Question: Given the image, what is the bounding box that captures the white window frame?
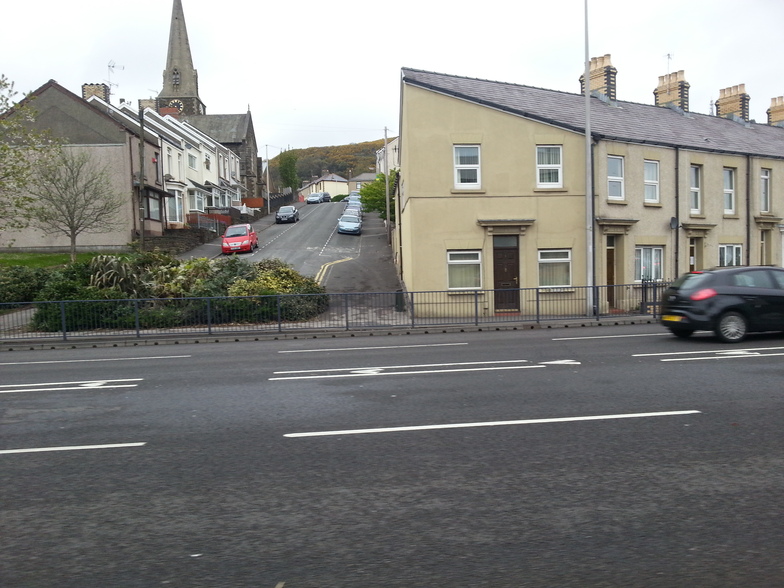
[635,246,664,281]
[447,250,482,290]
[723,168,735,214]
[453,145,481,189]
[166,190,183,223]
[538,249,572,287]
[690,165,701,213]
[188,153,198,170]
[536,145,563,188]
[607,155,624,200]
[760,168,771,213]
[719,244,742,267]
[188,189,205,212]
[644,160,660,203]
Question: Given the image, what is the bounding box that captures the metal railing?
[0,282,668,342]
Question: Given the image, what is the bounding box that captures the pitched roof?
[184,113,252,144]
[402,68,784,160]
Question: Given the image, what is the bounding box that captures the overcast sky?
[3,0,783,157]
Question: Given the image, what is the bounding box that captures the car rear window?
[670,272,713,291]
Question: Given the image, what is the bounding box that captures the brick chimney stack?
[82,83,110,102]
[767,96,784,126]
[715,84,750,121]
[579,54,617,101]
[653,70,690,112]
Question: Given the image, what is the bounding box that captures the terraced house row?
[393,57,784,315]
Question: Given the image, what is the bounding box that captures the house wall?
[399,84,587,299]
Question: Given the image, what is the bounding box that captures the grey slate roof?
[184,114,252,145]
[402,68,784,160]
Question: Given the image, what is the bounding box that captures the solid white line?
[284,410,702,438]
[278,343,468,354]
[0,378,142,389]
[0,385,139,394]
[661,352,784,362]
[0,355,190,366]
[270,364,544,381]
[553,333,669,341]
[0,442,147,455]
[633,346,784,358]
[273,358,529,375]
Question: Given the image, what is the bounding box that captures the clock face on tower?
[168,99,184,112]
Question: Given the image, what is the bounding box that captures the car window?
[670,272,712,291]
[732,270,773,289]
[225,226,247,237]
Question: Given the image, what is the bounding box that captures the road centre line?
[274,358,530,374]
[271,364,544,381]
[0,355,191,366]
[0,442,147,455]
[553,333,670,341]
[278,343,468,353]
[284,410,702,438]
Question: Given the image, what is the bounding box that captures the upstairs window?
[644,160,659,203]
[453,145,480,189]
[536,145,562,188]
[690,165,701,213]
[760,168,771,213]
[723,168,735,214]
[188,153,197,170]
[607,155,624,200]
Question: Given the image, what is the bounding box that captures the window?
[204,154,211,170]
[177,153,183,178]
[723,168,735,214]
[635,246,663,281]
[166,190,183,223]
[607,156,624,199]
[538,250,571,287]
[690,165,701,213]
[188,153,197,170]
[453,145,480,189]
[166,148,173,178]
[536,145,562,188]
[188,189,205,212]
[447,251,481,289]
[719,244,742,267]
[142,192,161,221]
[760,168,771,213]
[644,160,659,203]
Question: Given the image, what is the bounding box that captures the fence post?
[277,295,283,333]
[593,285,601,321]
[474,290,480,326]
[206,298,212,336]
[134,299,141,338]
[345,294,350,331]
[410,292,415,329]
[535,288,541,323]
[60,301,68,341]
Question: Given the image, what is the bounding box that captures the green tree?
[278,150,299,190]
[27,148,125,262]
[360,169,398,223]
[0,75,58,236]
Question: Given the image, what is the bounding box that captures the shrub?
[0,266,50,303]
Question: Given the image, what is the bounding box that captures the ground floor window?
[166,190,183,223]
[719,244,742,267]
[447,251,482,289]
[188,189,205,212]
[635,246,663,281]
[538,249,571,287]
[142,190,161,221]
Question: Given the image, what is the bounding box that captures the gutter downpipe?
[746,154,752,265]
[584,0,595,317]
[675,147,680,277]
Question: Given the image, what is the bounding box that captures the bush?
[0,266,50,303]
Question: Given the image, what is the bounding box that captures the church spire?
[157,0,205,115]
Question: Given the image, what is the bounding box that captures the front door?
[493,235,520,311]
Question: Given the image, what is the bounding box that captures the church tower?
[156,0,206,116]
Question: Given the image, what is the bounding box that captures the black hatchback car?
[661,266,784,342]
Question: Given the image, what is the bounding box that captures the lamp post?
[584,0,595,316]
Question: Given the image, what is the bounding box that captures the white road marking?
[633,345,784,358]
[0,355,190,366]
[539,359,581,365]
[270,364,544,381]
[278,343,468,354]
[0,378,142,394]
[284,410,702,438]
[553,333,670,341]
[273,358,530,375]
[0,442,147,455]
[661,352,784,362]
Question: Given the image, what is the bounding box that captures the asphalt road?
[3,324,783,587]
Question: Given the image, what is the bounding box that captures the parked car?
[344,202,363,217]
[320,192,331,202]
[275,205,299,223]
[221,223,258,254]
[660,266,784,342]
[306,193,323,204]
[337,214,362,235]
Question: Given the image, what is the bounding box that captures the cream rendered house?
[397,64,784,317]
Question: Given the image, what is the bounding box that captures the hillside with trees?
[267,139,388,191]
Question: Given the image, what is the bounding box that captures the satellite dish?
[670,217,679,230]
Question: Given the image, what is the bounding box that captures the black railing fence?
[0,282,668,342]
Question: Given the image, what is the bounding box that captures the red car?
[221,223,258,254]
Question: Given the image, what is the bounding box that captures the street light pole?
[584,0,595,316]
[384,127,391,244]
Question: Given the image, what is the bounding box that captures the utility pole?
[584,0,594,316]
[265,145,271,216]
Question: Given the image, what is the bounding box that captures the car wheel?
[669,327,694,339]
[715,311,748,343]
